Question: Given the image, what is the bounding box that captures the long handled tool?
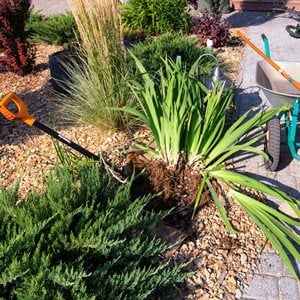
[236,30,300,91]
[0,92,100,160]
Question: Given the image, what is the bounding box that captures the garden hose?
[236,30,300,91]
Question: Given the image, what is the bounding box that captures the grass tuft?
[59,0,132,130]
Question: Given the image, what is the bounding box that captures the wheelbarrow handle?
[0,92,36,125]
[261,34,270,58]
[236,30,300,91]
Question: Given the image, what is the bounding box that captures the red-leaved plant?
[0,0,36,75]
[191,10,230,48]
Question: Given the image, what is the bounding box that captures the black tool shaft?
[34,121,99,160]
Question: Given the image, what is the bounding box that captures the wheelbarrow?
[256,60,300,171]
[237,31,300,171]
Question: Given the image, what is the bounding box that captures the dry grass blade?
[69,0,123,70]
[62,0,131,130]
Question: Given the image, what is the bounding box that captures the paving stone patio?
[32,0,70,16]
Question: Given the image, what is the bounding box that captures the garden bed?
[0,31,270,299]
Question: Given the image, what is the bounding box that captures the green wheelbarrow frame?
[257,35,300,171]
[281,99,300,160]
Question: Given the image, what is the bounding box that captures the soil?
[129,154,205,208]
[0,32,267,299]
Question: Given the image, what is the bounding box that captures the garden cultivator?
[0,92,99,160]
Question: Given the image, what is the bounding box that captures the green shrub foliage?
[0,163,188,299]
[122,0,190,36]
[127,32,215,79]
[122,56,300,279]
[27,11,78,48]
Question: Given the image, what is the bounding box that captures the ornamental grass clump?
[59,0,131,130]
[121,55,300,278]
[0,162,189,299]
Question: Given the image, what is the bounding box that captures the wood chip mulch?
[0,34,267,299]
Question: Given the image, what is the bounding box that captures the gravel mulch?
[0,35,267,299]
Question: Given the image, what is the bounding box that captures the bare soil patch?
[129,155,204,209]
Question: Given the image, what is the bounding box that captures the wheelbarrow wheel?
[286,24,300,38]
[264,117,281,171]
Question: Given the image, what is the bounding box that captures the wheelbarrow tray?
[256,60,300,106]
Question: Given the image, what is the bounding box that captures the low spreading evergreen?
[127,32,215,80]
[0,162,188,299]
[27,11,78,48]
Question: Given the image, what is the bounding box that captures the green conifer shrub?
[27,11,79,49]
[127,32,215,80]
[0,162,188,299]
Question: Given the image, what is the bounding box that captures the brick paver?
[279,277,300,300]
[242,274,280,300]
[32,0,70,16]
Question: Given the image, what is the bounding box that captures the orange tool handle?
[0,92,36,125]
[236,30,300,91]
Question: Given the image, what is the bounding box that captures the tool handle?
[34,121,99,160]
[0,92,36,125]
[261,33,270,58]
[236,30,300,91]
